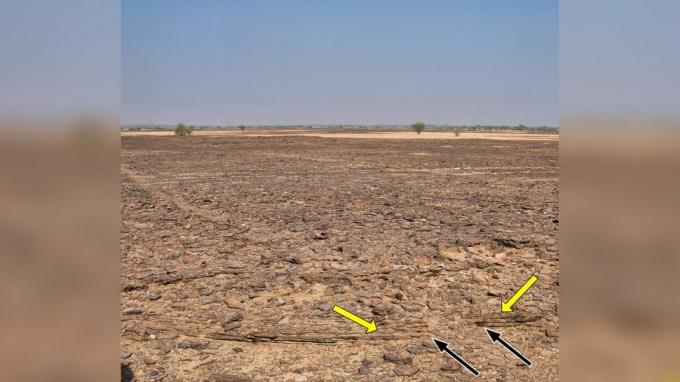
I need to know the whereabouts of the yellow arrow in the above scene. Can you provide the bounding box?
[501,275,538,313]
[332,305,377,333]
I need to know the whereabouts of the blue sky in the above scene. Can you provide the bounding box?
[1,0,119,120]
[122,0,557,126]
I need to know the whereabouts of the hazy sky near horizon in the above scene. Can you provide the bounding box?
[123,0,557,126]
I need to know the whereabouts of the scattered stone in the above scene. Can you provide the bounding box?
[545,327,559,338]
[146,369,160,377]
[383,352,412,365]
[372,304,393,316]
[394,365,420,376]
[225,298,245,310]
[121,281,144,292]
[400,303,420,312]
[487,288,504,297]
[489,357,507,367]
[358,364,369,375]
[223,311,244,323]
[221,321,241,332]
[147,291,161,300]
[123,307,143,315]
[211,373,251,382]
[495,237,528,249]
[312,301,333,312]
[157,332,179,340]
[406,345,428,355]
[312,231,328,240]
[441,361,461,372]
[269,297,286,307]
[178,338,209,350]
[422,340,437,350]
[232,347,243,353]
[438,246,466,261]
[143,357,157,365]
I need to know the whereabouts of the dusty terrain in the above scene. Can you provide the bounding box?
[121,129,558,141]
[121,132,559,381]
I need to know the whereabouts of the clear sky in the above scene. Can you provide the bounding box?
[122,0,557,126]
[1,0,119,121]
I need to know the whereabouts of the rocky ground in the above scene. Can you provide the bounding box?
[121,133,559,381]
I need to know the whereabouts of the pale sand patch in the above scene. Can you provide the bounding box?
[121,129,558,141]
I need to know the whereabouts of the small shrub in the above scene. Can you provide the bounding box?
[175,123,193,136]
[411,122,425,134]
[238,125,246,132]
[454,129,460,137]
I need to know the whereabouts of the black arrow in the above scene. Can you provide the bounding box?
[432,338,480,376]
[485,329,532,367]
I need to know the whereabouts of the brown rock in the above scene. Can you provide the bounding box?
[178,338,209,350]
[358,364,369,375]
[221,321,241,332]
[438,246,466,261]
[312,301,333,312]
[223,311,244,323]
[147,291,161,300]
[406,345,427,355]
[211,374,251,382]
[441,361,461,372]
[545,327,559,338]
[143,357,157,365]
[489,357,507,367]
[225,297,245,310]
[422,339,437,349]
[123,307,143,315]
[312,230,328,240]
[383,352,412,365]
[494,252,508,262]
[394,365,420,376]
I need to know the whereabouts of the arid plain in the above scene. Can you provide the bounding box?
[121,130,559,381]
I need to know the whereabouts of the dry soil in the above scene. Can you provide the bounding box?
[121,131,559,381]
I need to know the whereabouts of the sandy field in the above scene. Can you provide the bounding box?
[121,129,558,141]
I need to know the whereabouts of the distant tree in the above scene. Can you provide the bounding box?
[238,125,246,133]
[175,123,193,136]
[454,129,461,137]
[411,122,425,134]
